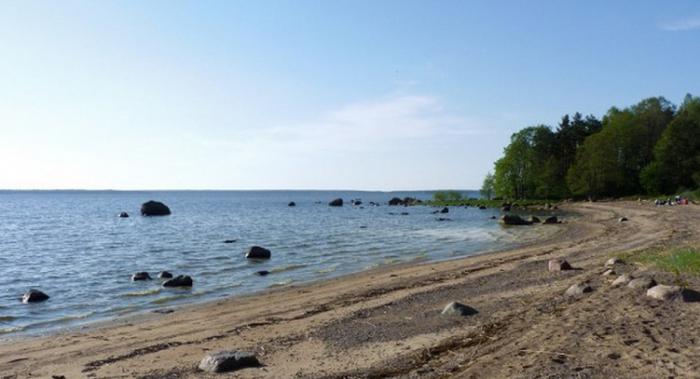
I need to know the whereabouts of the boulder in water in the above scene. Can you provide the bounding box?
[288,201,296,207]
[441,301,477,316]
[163,275,193,287]
[199,351,260,373]
[223,239,237,244]
[328,198,343,207]
[440,207,449,214]
[256,270,270,276]
[500,215,532,225]
[22,289,49,303]
[118,212,129,218]
[388,197,403,206]
[132,272,152,281]
[246,246,271,259]
[478,205,487,210]
[543,216,559,224]
[530,216,541,223]
[140,201,171,216]
[158,271,173,279]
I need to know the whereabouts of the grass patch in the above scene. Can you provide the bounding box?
[619,247,700,276]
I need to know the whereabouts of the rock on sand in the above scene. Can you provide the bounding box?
[548,259,572,272]
[565,282,592,297]
[199,351,260,373]
[441,301,477,316]
[627,277,657,290]
[611,273,633,286]
[646,284,682,300]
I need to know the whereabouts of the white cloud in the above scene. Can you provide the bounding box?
[658,16,700,31]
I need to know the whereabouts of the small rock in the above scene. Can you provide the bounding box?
[565,282,592,297]
[502,205,511,212]
[440,207,449,214]
[388,197,403,206]
[627,277,657,290]
[328,198,343,207]
[288,201,296,207]
[500,215,532,226]
[543,216,559,224]
[256,270,270,276]
[646,285,682,300]
[163,275,193,287]
[436,217,452,222]
[490,216,497,219]
[478,205,487,210]
[199,351,260,373]
[602,269,615,276]
[246,246,271,259]
[223,239,237,244]
[530,216,541,223]
[619,217,628,222]
[441,301,477,316]
[158,271,173,279]
[612,273,633,286]
[118,212,129,218]
[22,289,49,303]
[401,212,409,216]
[132,272,152,281]
[605,257,623,266]
[548,259,572,272]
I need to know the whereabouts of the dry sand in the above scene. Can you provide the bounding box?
[2,201,700,379]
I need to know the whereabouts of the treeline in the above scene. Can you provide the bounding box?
[482,94,700,200]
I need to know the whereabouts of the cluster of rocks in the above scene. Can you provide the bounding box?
[131,271,193,287]
[500,215,560,226]
[548,256,687,302]
[388,197,420,206]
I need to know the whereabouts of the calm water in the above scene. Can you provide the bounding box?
[0,190,552,337]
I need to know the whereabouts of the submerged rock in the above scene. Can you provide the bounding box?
[132,272,152,281]
[22,289,49,303]
[328,198,343,207]
[478,205,487,210]
[440,207,449,214]
[158,271,173,279]
[565,282,592,297]
[199,351,260,373]
[223,239,237,244]
[288,201,296,207]
[548,259,572,272]
[441,301,477,316]
[500,215,532,226]
[529,216,541,223]
[627,277,657,290]
[246,246,271,259]
[543,216,559,224]
[388,197,403,206]
[118,211,129,218]
[163,275,193,287]
[256,270,270,276]
[140,201,171,216]
[647,284,682,301]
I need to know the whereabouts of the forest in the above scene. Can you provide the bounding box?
[481,94,700,200]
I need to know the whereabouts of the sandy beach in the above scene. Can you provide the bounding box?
[2,201,699,379]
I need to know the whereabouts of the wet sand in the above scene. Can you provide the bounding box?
[1,201,699,378]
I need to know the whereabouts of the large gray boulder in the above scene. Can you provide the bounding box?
[441,301,477,316]
[199,351,260,373]
[646,285,682,301]
[140,201,171,216]
[22,289,49,303]
[246,246,271,259]
[163,275,193,287]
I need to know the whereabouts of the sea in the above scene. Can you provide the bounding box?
[0,190,554,338]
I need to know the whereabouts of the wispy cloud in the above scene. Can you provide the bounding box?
[658,16,700,31]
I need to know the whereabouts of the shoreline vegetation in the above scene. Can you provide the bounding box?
[3,200,700,378]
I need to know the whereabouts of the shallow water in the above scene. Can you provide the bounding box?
[0,190,554,337]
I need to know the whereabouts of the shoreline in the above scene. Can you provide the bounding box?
[2,201,699,378]
[1,210,567,342]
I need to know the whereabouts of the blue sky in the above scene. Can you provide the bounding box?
[1,1,698,190]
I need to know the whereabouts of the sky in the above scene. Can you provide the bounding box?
[1,1,699,190]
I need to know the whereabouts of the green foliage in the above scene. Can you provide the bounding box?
[490,95,690,200]
[480,172,495,200]
[432,190,463,202]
